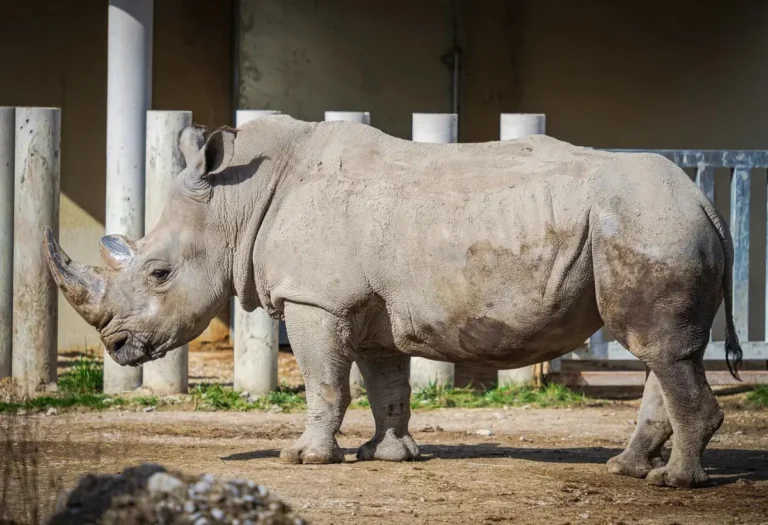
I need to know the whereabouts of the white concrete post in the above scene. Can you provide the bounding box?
[324,111,371,125]
[103,0,153,393]
[409,113,458,390]
[0,108,14,379]
[142,111,192,394]
[233,109,281,394]
[12,108,61,393]
[323,111,370,397]
[497,113,547,387]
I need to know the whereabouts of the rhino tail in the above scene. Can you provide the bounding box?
[701,198,743,381]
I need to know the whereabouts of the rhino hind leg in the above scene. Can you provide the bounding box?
[355,354,420,462]
[607,371,671,478]
[279,303,352,465]
[641,355,722,488]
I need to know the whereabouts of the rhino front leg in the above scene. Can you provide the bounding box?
[355,354,420,461]
[279,303,352,465]
[607,371,671,478]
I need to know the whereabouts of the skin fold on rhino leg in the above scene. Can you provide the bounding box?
[643,351,723,488]
[607,371,672,478]
[355,354,420,461]
[279,303,352,464]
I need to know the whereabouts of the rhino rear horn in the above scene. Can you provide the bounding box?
[43,227,106,327]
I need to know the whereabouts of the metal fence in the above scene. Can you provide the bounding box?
[557,149,768,387]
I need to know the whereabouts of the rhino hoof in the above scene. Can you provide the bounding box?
[645,464,709,489]
[357,431,420,462]
[279,439,344,465]
[607,451,661,479]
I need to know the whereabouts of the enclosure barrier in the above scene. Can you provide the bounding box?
[324,111,371,398]
[12,108,61,393]
[409,113,459,390]
[0,108,13,379]
[103,0,153,393]
[497,113,547,387]
[232,109,281,395]
[559,149,768,386]
[142,111,192,394]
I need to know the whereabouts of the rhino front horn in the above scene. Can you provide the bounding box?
[43,226,106,327]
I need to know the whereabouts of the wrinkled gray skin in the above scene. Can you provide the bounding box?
[46,115,743,488]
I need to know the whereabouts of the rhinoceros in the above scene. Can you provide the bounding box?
[45,115,742,488]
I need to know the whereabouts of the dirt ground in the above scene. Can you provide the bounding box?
[3,399,767,524]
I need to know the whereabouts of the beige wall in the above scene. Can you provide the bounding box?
[0,0,234,351]
[238,0,768,344]
[238,0,454,139]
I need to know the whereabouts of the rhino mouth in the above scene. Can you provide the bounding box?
[103,333,156,367]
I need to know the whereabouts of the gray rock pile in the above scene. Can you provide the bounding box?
[48,463,306,525]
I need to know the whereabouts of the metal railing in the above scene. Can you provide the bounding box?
[559,149,768,386]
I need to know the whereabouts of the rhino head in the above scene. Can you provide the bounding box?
[44,125,242,366]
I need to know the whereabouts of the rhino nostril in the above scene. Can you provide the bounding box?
[108,334,128,354]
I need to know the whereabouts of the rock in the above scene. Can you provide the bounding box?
[143,406,156,413]
[475,429,493,437]
[46,407,58,416]
[580,512,591,519]
[49,463,304,524]
[269,404,284,413]
[519,436,528,442]
[734,430,744,436]
[147,472,185,495]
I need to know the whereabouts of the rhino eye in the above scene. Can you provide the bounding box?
[150,268,171,281]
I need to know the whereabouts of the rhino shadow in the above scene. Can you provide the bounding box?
[417,443,768,486]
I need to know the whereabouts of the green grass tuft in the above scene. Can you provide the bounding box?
[744,385,768,408]
[190,383,306,412]
[57,355,104,394]
[408,381,588,410]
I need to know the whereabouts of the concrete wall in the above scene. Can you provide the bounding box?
[237,0,455,138]
[0,0,234,352]
[238,0,768,350]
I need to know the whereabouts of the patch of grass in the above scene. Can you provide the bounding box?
[744,385,768,408]
[57,355,104,394]
[408,381,589,410]
[190,383,306,412]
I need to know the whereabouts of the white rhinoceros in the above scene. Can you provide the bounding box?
[45,115,742,488]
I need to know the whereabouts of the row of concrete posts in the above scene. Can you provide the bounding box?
[0,104,550,395]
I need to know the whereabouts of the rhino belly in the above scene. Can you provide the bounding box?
[384,238,601,368]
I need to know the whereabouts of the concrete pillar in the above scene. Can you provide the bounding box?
[12,108,60,393]
[0,108,14,379]
[142,111,191,394]
[409,113,458,391]
[233,109,281,394]
[324,111,370,125]
[323,111,370,397]
[497,113,546,387]
[103,0,153,393]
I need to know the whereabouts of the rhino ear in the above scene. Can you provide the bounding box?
[203,127,237,175]
[178,125,237,193]
[99,235,137,270]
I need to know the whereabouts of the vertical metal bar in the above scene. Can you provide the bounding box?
[12,107,61,393]
[695,165,715,202]
[142,111,192,394]
[730,167,750,341]
[0,108,14,379]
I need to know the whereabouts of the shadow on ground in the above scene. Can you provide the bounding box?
[221,444,768,486]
